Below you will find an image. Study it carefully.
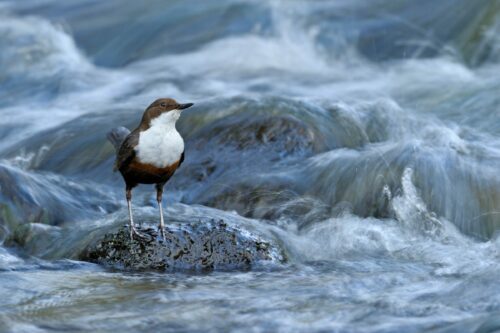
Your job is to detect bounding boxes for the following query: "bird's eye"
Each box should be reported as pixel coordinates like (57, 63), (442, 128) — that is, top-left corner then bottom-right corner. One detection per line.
(160, 103), (166, 108)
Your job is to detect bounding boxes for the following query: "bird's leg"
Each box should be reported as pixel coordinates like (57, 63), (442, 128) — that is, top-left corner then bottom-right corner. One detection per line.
(156, 183), (166, 240)
(126, 186), (145, 241)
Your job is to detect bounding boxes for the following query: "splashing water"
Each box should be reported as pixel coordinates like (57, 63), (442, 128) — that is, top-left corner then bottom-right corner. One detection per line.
(0, 0), (500, 332)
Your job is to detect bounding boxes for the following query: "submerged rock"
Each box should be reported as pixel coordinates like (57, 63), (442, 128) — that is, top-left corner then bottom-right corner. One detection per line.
(81, 219), (283, 272)
(0, 162), (119, 233)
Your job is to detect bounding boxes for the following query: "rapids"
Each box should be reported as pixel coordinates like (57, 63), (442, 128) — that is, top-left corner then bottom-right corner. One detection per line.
(0, 0), (499, 332)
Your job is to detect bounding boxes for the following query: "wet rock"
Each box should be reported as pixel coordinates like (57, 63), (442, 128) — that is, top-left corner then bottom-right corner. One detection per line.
(5, 204), (286, 270)
(193, 114), (316, 157)
(81, 219), (284, 272)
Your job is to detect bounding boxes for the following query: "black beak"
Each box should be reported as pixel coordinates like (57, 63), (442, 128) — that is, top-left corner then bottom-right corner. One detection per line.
(179, 103), (194, 110)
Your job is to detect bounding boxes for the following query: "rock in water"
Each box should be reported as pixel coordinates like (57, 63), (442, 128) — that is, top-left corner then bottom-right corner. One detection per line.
(81, 219), (283, 272)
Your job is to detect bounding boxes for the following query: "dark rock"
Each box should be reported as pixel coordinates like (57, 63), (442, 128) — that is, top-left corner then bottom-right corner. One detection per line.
(81, 219), (283, 272)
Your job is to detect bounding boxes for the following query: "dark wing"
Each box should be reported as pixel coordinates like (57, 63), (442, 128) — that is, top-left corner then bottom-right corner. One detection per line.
(113, 129), (139, 172)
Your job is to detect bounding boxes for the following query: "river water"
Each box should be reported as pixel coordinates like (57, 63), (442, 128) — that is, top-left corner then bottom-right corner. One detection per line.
(1, 0), (500, 332)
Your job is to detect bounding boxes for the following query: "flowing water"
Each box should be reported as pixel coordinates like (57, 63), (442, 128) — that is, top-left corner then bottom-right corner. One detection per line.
(1, 0), (500, 332)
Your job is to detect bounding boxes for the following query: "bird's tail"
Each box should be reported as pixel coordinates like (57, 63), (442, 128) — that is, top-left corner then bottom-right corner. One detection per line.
(106, 126), (130, 152)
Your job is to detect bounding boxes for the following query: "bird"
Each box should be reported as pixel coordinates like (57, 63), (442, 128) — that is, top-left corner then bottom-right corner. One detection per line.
(107, 98), (193, 240)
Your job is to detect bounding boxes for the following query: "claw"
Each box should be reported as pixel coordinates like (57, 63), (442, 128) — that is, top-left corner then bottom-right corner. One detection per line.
(158, 225), (166, 241)
(129, 224), (149, 241)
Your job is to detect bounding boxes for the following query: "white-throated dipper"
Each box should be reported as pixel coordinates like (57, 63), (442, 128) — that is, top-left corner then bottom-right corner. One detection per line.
(107, 98), (193, 240)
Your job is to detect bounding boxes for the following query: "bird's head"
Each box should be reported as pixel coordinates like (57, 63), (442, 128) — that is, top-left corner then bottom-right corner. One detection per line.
(140, 98), (193, 128)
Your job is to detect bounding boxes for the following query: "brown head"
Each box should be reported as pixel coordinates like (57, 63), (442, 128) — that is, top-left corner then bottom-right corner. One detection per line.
(139, 98), (193, 129)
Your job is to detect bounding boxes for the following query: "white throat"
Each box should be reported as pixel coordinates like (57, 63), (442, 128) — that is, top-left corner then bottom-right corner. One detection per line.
(135, 111), (184, 168)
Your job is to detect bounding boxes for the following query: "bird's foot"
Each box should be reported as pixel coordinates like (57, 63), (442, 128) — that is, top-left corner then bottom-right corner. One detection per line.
(158, 225), (166, 241)
(129, 224), (149, 241)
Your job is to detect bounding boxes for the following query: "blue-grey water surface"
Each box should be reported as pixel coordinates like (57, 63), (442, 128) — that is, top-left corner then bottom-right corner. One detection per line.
(0, 1), (500, 332)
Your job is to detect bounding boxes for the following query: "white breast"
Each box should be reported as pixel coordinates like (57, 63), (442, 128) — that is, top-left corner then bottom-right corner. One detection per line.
(135, 111), (184, 168)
